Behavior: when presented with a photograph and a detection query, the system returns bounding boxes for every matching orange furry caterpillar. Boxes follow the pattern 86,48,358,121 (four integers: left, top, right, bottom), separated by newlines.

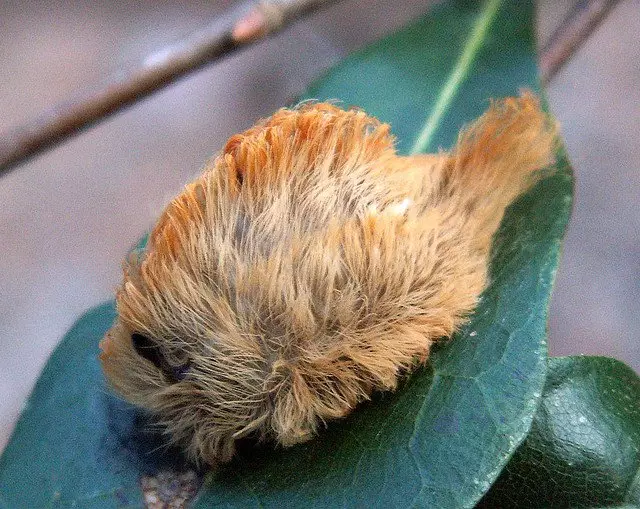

100,94,557,465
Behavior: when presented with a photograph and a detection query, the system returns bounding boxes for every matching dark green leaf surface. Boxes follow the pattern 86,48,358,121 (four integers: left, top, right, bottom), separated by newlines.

0,1,573,508
478,356,640,508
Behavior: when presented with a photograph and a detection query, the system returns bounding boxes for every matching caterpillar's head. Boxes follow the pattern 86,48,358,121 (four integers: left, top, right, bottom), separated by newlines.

99,103,440,465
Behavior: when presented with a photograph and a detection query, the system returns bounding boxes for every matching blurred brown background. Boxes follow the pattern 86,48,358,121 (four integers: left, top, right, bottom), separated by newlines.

1,0,638,452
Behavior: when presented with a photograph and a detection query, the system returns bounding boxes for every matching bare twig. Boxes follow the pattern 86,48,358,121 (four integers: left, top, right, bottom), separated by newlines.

539,0,621,85
0,0,340,175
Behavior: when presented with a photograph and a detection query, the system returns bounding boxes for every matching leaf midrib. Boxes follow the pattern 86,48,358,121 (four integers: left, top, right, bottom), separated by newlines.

409,0,502,154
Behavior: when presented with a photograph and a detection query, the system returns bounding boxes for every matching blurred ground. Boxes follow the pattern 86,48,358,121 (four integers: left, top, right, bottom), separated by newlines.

543,1,640,366
0,0,638,452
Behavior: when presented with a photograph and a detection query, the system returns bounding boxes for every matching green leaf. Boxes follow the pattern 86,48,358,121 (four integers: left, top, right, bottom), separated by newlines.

478,356,640,508
0,1,573,508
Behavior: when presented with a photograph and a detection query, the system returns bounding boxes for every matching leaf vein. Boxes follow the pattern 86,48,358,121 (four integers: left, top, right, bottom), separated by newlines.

410,0,502,154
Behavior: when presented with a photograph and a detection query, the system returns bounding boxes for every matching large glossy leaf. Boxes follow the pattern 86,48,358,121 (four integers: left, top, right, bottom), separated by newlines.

0,1,573,507
478,356,640,508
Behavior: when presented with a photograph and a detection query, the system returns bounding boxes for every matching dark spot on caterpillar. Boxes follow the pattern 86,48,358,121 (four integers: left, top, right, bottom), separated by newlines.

172,364,191,381
131,333,164,367
131,333,190,382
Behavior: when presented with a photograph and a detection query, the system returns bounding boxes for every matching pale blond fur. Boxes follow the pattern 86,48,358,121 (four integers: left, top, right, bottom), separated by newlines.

100,94,557,465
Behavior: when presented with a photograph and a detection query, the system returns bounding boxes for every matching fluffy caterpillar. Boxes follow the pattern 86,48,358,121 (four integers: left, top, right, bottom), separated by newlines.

100,93,557,465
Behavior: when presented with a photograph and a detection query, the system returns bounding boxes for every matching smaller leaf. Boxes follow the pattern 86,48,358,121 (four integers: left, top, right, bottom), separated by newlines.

477,356,640,508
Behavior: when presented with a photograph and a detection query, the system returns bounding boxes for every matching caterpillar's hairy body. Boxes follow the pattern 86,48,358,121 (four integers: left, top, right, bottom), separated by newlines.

100,94,557,465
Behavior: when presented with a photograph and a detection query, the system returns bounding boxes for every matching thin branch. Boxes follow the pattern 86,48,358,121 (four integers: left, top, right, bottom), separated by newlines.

539,0,621,85
0,0,340,175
